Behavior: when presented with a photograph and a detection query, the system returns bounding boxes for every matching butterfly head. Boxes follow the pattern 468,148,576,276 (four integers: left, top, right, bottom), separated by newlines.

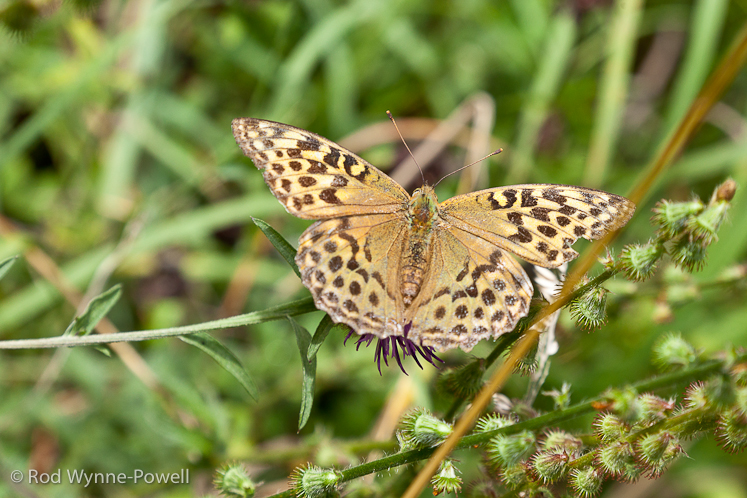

409,185,439,225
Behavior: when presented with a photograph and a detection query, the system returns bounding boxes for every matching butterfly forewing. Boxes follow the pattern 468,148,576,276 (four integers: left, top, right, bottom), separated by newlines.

232,118,409,219
440,184,635,268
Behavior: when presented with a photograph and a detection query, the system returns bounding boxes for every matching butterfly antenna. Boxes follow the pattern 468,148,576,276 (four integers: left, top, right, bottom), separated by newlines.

432,148,503,188
387,110,426,185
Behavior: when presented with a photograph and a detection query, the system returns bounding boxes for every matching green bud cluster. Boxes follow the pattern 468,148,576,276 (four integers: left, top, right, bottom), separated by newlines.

468,342,745,496
213,463,256,498
651,199,704,238
617,178,736,281
290,464,341,498
397,408,452,450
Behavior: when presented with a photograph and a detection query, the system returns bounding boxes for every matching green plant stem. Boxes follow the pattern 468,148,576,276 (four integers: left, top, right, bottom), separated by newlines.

264,354,744,497
0,297,316,349
241,439,397,466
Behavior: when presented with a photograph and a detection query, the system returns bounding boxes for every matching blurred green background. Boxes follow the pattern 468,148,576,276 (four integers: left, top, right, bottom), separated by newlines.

1,0,746,496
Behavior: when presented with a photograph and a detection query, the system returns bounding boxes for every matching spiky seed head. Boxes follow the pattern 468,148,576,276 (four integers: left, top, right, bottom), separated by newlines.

716,408,747,453
598,441,635,476
569,285,609,330
290,465,342,498
397,408,452,450
637,431,683,477
213,463,255,498
652,332,697,371
487,431,537,468
619,241,663,281
569,467,603,497
436,359,485,398
651,200,704,238
531,450,569,483
594,413,630,443
670,237,708,272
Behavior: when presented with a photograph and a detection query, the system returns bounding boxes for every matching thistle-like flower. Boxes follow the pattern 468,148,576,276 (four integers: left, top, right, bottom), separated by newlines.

344,326,443,375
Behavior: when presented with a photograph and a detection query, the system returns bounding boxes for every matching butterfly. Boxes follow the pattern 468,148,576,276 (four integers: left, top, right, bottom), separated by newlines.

232,118,635,352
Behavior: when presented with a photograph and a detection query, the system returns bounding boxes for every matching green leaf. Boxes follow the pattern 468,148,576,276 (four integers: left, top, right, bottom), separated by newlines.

63,285,122,337
0,256,18,281
288,316,316,430
180,332,259,401
308,314,349,360
252,217,300,278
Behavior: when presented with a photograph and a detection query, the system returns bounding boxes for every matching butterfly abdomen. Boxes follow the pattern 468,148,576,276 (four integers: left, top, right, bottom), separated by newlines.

401,187,440,307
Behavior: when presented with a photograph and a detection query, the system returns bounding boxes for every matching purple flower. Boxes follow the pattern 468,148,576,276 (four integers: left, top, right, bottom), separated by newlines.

344,322,444,375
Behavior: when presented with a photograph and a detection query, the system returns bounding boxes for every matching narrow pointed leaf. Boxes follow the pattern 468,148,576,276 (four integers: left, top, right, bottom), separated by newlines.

180,332,259,401
308,314,349,360
63,285,122,337
252,217,300,277
0,256,18,282
288,316,316,430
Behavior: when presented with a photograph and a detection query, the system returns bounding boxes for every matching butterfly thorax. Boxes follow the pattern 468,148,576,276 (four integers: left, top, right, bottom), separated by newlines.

400,186,440,308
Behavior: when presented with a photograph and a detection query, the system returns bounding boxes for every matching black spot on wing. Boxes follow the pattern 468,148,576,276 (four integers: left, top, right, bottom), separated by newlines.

508,227,533,243
521,190,538,207
297,140,320,151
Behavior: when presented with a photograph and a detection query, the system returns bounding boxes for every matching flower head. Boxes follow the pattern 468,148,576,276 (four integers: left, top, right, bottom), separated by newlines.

344,324,444,375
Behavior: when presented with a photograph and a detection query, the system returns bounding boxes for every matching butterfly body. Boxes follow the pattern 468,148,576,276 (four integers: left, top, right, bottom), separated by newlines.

402,186,439,307
232,118,635,352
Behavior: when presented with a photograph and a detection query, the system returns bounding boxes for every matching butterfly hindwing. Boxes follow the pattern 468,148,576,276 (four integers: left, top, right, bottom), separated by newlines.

232,118,409,219
296,214,409,338
407,226,533,352
440,184,635,268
